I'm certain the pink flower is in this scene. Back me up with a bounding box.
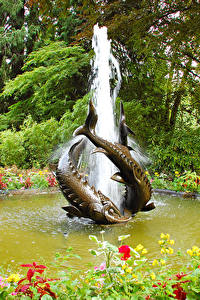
[119,245,131,261]
[94,262,106,271]
[11,292,17,296]
[99,262,106,271]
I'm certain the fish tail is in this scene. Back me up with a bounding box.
[73,100,98,137]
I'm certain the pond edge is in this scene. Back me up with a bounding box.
[1,187,200,199]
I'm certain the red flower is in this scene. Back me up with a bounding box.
[24,177,33,189]
[173,285,187,300]
[15,262,57,298]
[20,262,46,282]
[47,175,57,187]
[175,273,187,280]
[118,245,131,261]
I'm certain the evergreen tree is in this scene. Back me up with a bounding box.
[0,42,90,129]
[0,0,43,113]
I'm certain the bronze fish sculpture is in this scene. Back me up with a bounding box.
[74,100,155,215]
[52,139,131,224]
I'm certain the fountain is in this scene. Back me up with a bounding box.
[52,25,155,224]
[89,24,121,206]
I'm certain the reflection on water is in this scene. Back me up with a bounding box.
[0,192,200,272]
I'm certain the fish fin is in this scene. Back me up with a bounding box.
[141,202,155,212]
[126,125,135,137]
[119,101,135,146]
[92,147,108,155]
[62,205,83,217]
[128,146,134,151]
[111,172,126,184]
[73,100,97,136]
[132,168,141,184]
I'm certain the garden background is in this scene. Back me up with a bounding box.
[0,0,199,189]
[0,2,200,299]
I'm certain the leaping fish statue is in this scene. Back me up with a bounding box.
[74,100,155,215]
[51,138,131,224]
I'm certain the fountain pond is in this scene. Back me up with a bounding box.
[0,191,200,273]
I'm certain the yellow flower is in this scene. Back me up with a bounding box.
[169,239,174,245]
[152,259,159,266]
[160,259,166,265]
[44,169,48,173]
[141,248,148,255]
[187,249,193,256]
[175,171,179,175]
[145,171,149,175]
[158,240,164,245]
[150,272,156,280]
[154,172,159,177]
[7,274,20,282]
[161,248,165,254]
[165,234,170,240]
[121,264,126,270]
[125,267,132,273]
[19,174,23,177]
[119,279,123,283]
[192,246,199,252]
[160,233,165,239]
[85,279,89,284]
[135,244,144,251]
[132,274,137,279]
[38,171,43,175]
[168,247,174,254]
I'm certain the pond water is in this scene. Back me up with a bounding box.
[0,191,200,273]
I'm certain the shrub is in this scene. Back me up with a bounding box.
[0,117,60,169]
[0,130,27,168]
[58,93,89,142]
[22,116,60,168]
[148,127,200,174]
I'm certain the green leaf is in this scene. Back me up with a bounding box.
[89,235,99,243]
[41,295,53,300]
[89,249,97,256]
[118,234,131,241]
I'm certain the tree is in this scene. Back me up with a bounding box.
[0,0,43,113]
[0,42,90,129]
[73,0,200,135]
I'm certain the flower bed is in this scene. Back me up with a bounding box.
[147,170,200,195]
[0,233,200,299]
[0,166,57,191]
[0,167,199,196]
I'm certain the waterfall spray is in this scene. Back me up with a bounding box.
[88,24,122,206]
